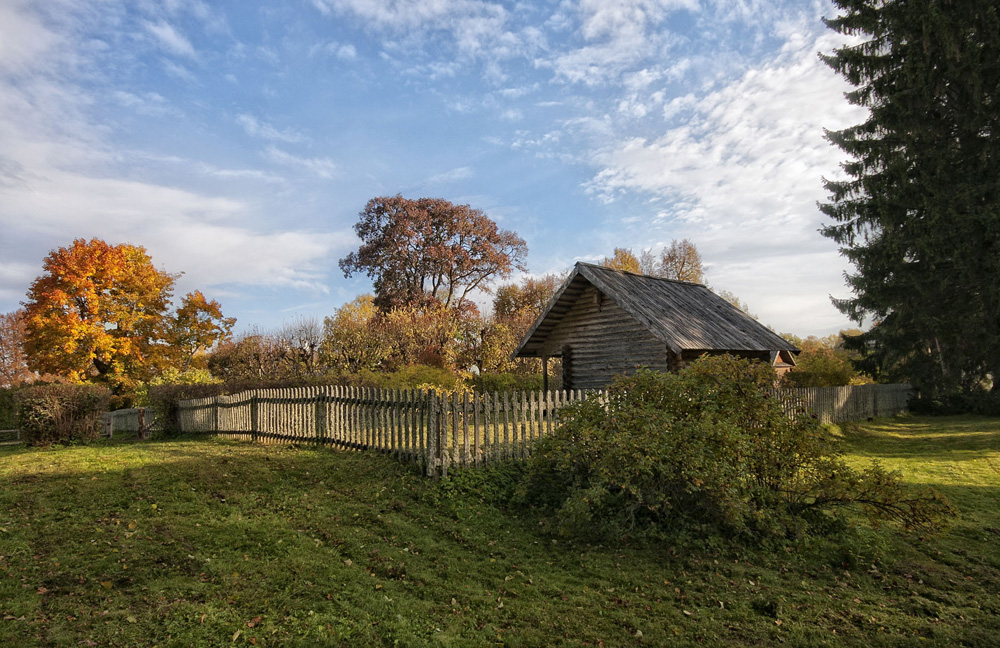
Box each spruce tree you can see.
[820,1,1000,394]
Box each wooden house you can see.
[513,262,798,390]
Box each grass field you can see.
[1,415,998,647]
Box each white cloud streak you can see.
[143,20,198,59]
[236,114,306,144]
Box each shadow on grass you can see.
[839,415,1000,460]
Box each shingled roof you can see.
[515,262,797,358]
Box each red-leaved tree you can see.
[339,195,528,311]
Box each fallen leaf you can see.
[246,616,262,628]
[126,615,137,624]
[232,629,241,642]
[682,610,693,617]
[99,581,112,590]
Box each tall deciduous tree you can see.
[820,2,1000,393]
[479,274,562,374]
[321,295,390,374]
[601,248,641,273]
[23,238,234,390]
[0,310,35,387]
[169,291,236,371]
[657,239,704,283]
[339,195,528,311]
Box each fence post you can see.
[427,392,442,479]
[251,392,260,444]
[137,408,147,440]
[315,388,327,445]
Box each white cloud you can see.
[143,20,197,59]
[0,1,349,317]
[310,0,540,70]
[114,91,178,116]
[0,0,57,76]
[265,147,339,179]
[427,166,474,184]
[236,114,305,144]
[577,22,867,334]
[162,59,197,82]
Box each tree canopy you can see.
[339,195,528,311]
[820,2,1000,394]
[22,238,235,391]
[657,239,704,283]
[601,248,641,273]
[0,310,34,387]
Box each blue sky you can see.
[0,0,865,337]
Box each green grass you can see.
[0,415,998,647]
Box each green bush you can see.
[471,372,548,393]
[0,387,17,430]
[361,365,465,391]
[909,388,1000,416]
[519,355,955,542]
[15,384,111,446]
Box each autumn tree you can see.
[207,328,286,382]
[714,289,758,320]
[276,316,325,377]
[339,195,528,311]
[477,274,562,374]
[781,330,872,387]
[22,238,235,391]
[657,239,704,283]
[820,2,1000,394]
[601,248,641,273]
[168,291,236,371]
[0,310,35,387]
[321,295,390,374]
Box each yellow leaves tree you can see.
[23,238,234,391]
[657,239,704,283]
[601,248,641,273]
[321,295,390,374]
[169,291,237,371]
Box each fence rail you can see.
[178,386,586,477]
[769,383,913,424]
[103,408,158,439]
[176,383,912,476]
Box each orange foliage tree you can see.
[169,291,237,371]
[23,239,234,391]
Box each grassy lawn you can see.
[0,415,998,647]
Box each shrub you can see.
[15,384,111,445]
[909,388,1000,416]
[519,355,955,542]
[369,365,466,391]
[471,372,547,393]
[0,386,18,430]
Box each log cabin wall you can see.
[538,285,671,390]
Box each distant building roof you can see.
[515,262,798,358]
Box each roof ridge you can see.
[574,261,705,287]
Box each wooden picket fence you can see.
[175,383,912,476]
[768,383,913,425]
[177,386,588,477]
[103,408,157,439]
